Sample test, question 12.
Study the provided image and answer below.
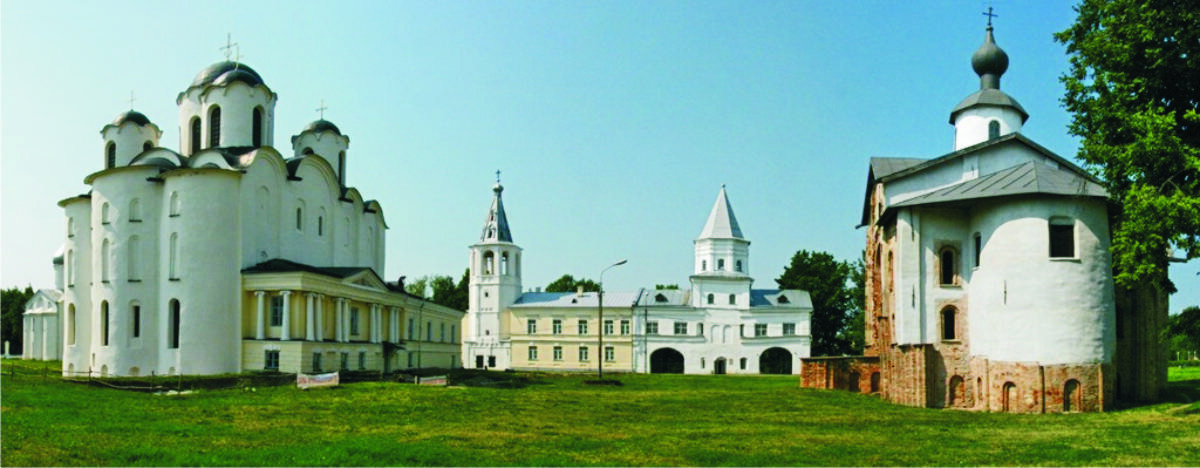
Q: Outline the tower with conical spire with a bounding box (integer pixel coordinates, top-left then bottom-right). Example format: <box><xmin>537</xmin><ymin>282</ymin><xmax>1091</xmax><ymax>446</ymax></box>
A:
<box><xmin>463</xmin><ymin>172</ymin><xmax>521</xmax><ymax>369</ymax></box>
<box><xmin>949</xmin><ymin>22</ymin><xmax>1028</xmax><ymax>150</ymax></box>
<box><xmin>690</xmin><ymin>185</ymin><xmax>752</xmax><ymax>309</ymax></box>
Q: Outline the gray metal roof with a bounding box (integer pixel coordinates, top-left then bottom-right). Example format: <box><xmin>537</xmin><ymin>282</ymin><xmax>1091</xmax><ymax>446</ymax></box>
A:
<box><xmin>949</xmin><ymin>88</ymin><xmax>1028</xmax><ymax>124</ymax></box>
<box><xmin>892</xmin><ymin>160</ymin><xmax>1107</xmax><ymax>209</ymax></box>
<box><xmin>191</xmin><ymin>61</ymin><xmax>265</xmax><ymax>89</ymax></box>
<box><xmin>698</xmin><ymin>186</ymin><xmax>744</xmax><ymax>239</ymax></box>
<box><xmin>750</xmin><ymin>289</ymin><xmax>812</xmax><ymax>308</ymax></box>
<box><xmin>512</xmin><ymin>290</ymin><xmax>643</xmax><ymax>308</ymax></box>
<box><xmin>479</xmin><ymin>183</ymin><xmax>513</xmax><ymax>243</ymax></box>
<box><xmin>637</xmin><ymin>289</ymin><xmax>690</xmax><ymax>306</ymax></box>
<box><xmin>870</xmin><ymin>158</ymin><xmax>927</xmax><ymax>180</ymax></box>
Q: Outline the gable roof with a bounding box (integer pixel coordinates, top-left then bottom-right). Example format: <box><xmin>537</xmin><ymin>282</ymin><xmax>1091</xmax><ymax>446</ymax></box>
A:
<box><xmin>241</xmin><ymin>258</ymin><xmax>394</xmax><ymax>291</ymax></box>
<box><xmin>890</xmin><ymin>160</ymin><xmax>1106</xmax><ymax>211</ymax></box>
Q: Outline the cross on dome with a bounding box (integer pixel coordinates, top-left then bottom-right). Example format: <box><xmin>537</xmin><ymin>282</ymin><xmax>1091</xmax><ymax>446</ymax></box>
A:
<box><xmin>220</xmin><ymin>33</ymin><xmax>239</xmax><ymax>60</ymax></box>
<box><xmin>316</xmin><ymin>99</ymin><xmax>328</xmax><ymax>119</ymax></box>
<box><xmin>983</xmin><ymin>6</ymin><xmax>998</xmax><ymax>27</ymax></box>
<box><xmin>128</xmin><ymin>91</ymin><xmax>135</xmax><ymax>110</ymax></box>
<box><xmin>496</xmin><ymin>169</ymin><xmax>501</xmax><ymax>184</ymax></box>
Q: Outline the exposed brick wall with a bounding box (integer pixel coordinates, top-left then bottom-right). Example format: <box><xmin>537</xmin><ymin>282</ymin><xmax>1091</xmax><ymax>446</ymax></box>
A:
<box><xmin>799</xmin><ymin>356</ymin><xmax>881</xmax><ymax>394</ymax></box>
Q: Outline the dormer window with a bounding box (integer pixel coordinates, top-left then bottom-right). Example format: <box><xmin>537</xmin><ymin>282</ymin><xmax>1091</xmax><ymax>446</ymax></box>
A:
<box><xmin>655</xmin><ymin>293</ymin><xmax>668</xmax><ymax>303</ymax></box>
<box><xmin>777</xmin><ymin>295</ymin><xmax>789</xmax><ymax>304</ymax></box>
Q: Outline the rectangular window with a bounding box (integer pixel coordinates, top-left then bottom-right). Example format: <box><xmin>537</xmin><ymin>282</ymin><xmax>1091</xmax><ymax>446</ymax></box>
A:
<box><xmin>674</xmin><ymin>321</ymin><xmax>687</xmax><ymax>335</ymax></box>
<box><xmin>265</xmin><ymin>350</ymin><xmax>280</xmax><ymax>370</ymax></box>
<box><xmin>358</xmin><ymin>351</ymin><xmax>366</xmax><ymax>370</ymax></box>
<box><xmin>755</xmin><ymin>324</ymin><xmax>768</xmax><ymax>337</ymax></box>
<box><xmin>312</xmin><ymin>352</ymin><xmax>322</xmax><ymax>372</ymax></box>
<box><xmin>577</xmin><ymin>320</ymin><xmax>588</xmax><ymax>335</ymax></box>
<box><xmin>488</xmin><ymin>356</ymin><xmax>496</xmax><ymax>367</ymax></box>
<box><xmin>740</xmin><ymin>357</ymin><xmax>747</xmax><ymax>370</ymax></box>
<box><xmin>604</xmin><ymin>346</ymin><xmax>614</xmax><ymax>362</ymax></box>
<box><xmin>698</xmin><ymin>323</ymin><xmax>704</xmax><ymax>336</ymax></box>
<box><xmin>528</xmin><ymin>346</ymin><xmax>538</xmax><ymax>361</ymax></box>
<box><xmin>1049</xmin><ymin>220</ymin><xmax>1075</xmax><ymax>258</ymax></box>
<box><xmin>426</xmin><ymin>321</ymin><xmax>432</xmax><ymax>340</ymax></box>
<box><xmin>450</xmin><ymin>325</ymin><xmax>456</xmax><ymax>342</ymax></box>
<box><xmin>350</xmin><ymin>307</ymin><xmax>360</xmax><ymax>335</ymax></box>
<box><xmin>270</xmin><ymin>296</ymin><xmax>283</xmax><ymax>327</ymax></box>
<box><xmin>973</xmin><ymin>233</ymin><xmax>982</xmax><ymax>267</ymax></box>
<box><xmin>527</xmin><ymin>319</ymin><xmax>537</xmax><ymax>334</ymax></box>
<box><xmin>552</xmin><ymin>319</ymin><xmax>562</xmax><ymax>335</ymax></box>
<box><xmin>646</xmin><ymin>322</ymin><xmax>658</xmax><ymax>335</ymax></box>
<box><xmin>408</xmin><ymin>352</ymin><xmax>414</xmax><ymax>368</ymax></box>
<box><xmin>132</xmin><ymin>305</ymin><xmax>141</xmax><ymax>338</ymax></box>
<box><xmin>579</xmin><ymin>346</ymin><xmax>589</xmax><ymax>361</ymax></box>
<box><xmin>601</xmin><ymin>320</ymin><xmax>612</xmax><ymax>336</ymax></box>
<box><xmin>408</xmin><ymin>318</ymin><xmax>415</xmax><ymax>340</ymax></box>
<box><xmin>620</xmin><ymin>320</ymin><xmax>630</xmax><ymax>335</ymax></box>
<box><xmin>553</xmin><ymin>346</ymin><xmax>563</xmax><ymax>361</ymax></box>
<box><xmin>783</xmin><ymin>323</ymin><xmax>796</xmax><ymax>336</ymax></box>
<box><xmin>340</xmin><ymin>352</ymin><xmax>349</xmax><ymax>370</ymax></box>
<box><xmin>441</xmin><ymin>323</ymin><xmax>446</xmax><ymax>342</ymax></box>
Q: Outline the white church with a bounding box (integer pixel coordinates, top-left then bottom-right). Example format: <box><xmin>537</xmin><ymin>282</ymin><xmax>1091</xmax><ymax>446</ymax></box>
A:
<box><xmin>461</xmin><ymin>182</ymin><xmax>813</xmax><ymax>374</ymax></box>
<box><xmin>35</xmin><ymin>59</ymin><xmax>463</xmax><ymax>377</ymax></box>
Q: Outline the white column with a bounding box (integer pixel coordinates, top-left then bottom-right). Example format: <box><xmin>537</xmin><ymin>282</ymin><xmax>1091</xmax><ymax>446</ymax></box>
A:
<box><xmin>390</xmin><ymin>308</ymin><xmax>399</xmax><ymax>343</ymax></box>
<box><xmin>336</xmin><ymin>299</ymin><xmax>346</xmax><ymax>342</ymax></box>
<box><xmin>305</xmin><ymin>294</ymin><xmax>316</xmax><ymax>341</ymax></box>
<box><xmin>280</xmin><ymin>291</ymin><xmax>291</xmax><ymax>341</ymax></box>
<box><xmin>315</xmin><ymin>295</ymin><xmax>324</xmax><ymax>342</ymax></box>
<box><xmin>255</xmin><ymin>291</ymin><xmax>266</xmax><ymax>340</ymax></box>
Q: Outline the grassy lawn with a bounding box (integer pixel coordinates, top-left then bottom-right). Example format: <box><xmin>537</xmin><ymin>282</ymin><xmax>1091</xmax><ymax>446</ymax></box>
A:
<box><xmin>2</xmin><ymin>360</ymin><xmax>1198</xmax><ymax>466</ymax></box>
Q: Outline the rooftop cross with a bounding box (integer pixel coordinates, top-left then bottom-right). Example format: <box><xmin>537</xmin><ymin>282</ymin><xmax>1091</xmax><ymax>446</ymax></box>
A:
<box><xmin>316</xmin><ymin>99</ymin><xmax>328</xmax><ymax>119</ymax></box>
<box><xmin>495</xmin><ymin>169</ymin><xmax>501</xmax><ymax>184</ymax></box>
<box><xmin>128</xmin><ymin>91</ymin><xmax>135</xmax><ymax>110</ymax></box>
<box><xmin>233</xmin><ymin>45</ymin><xmax>244</xmax><ymax>69</ymax></box>
<box><xmin>220</xmin><ymin>33</ymin><xmax>239</xmax><ymax>60</ymax></box>
<box><xmin>983</xmin><ymin>6</ymin><xmax>998</xmax><ymax>27</ymax></box>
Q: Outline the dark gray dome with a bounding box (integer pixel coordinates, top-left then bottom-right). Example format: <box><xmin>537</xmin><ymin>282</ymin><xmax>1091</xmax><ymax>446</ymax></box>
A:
<box><xmin>112</xmin><ymin>110</ymin><xmax>151</xmax><ymax>126</ymax></box>
<box><xmin>191</xmin><ymin>61</ymin><xmax>265</xmax><ymax>88</ymax></box>
<box><xmin>304</xmin><ymin>119</ymin><xmax>342</xmax><ymax>135</ymax></box>
<box><xmin>971</xmin><ymin>27</ymin><xmax>1009</xmax><ymax>89</ymax></box>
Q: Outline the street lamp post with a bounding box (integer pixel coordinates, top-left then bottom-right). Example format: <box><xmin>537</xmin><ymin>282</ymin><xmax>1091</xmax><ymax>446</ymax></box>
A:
<box><xmin>598</xmin><ymin>259</ymin><xmax>627</xmax><ymax>381</ymax></box>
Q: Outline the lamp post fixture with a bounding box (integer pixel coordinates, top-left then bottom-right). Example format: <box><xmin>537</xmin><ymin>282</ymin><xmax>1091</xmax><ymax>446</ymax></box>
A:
<box><xmin>598</xmin><ymin>259</ymin><xmax>627</xmax><ymax>381</ymax></box>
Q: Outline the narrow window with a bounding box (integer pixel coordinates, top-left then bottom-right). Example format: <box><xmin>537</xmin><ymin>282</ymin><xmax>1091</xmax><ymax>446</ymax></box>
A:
<box><xmin>939</xmin><ymin>249</ymin><xmax>956</xmax><ymax>285</ymax></box>
<box><xmin>129</xmin><ymin>199</ymin><xmax>141</xmax><ymax>222</ymax></box>
<box><xmin>579</xmin><ymin>346</ymin><xmax>589</xmax><ymax>361</ymax></box>
<box><xmin>100</xmin><ymin>239</ymin><xmax>111</xmax><ymax>282</ymax></box>
<box><xmin>68</xmin><ymin>217</ymin><xmax>75</xmax><ymax>238</ymax></box>
<box><xmin>100</xmin><ymin>301</ymin><xmax>110</xmax><ymax>346</ymax></box>
<box><xmin>604</xmin><ymin>320</ymin><xmax>613</xmax><ymax>335</ymax></box>
<box><xmin>706</xmin><ymin>293</ymin><xmax>714</xmax><ymax>305</ymax></box>
<box><xmin>1049</xmin><ymin>218</ymin><xmax>1075</xmax><ymax>258</ymax></box>
<box><xmin>973</xmin><ymin>233</ymin><xmax>982</xmax><ymax>267</ymax></box>
<box><xmin>426</xmin><ymin>321</ymin><xmax>432</xmax><ymax>340</ymax></box>
<box><xmin>252</xmin><ymin>107</ymin><xmax>264</xmax><ymax>147</ymax></box>
<box><xmin>338</xmin><ymin>151</ymin><xmax>346</xmax><ymax>185</ymax></box>
<box><xmin>169</xmin><ymin>192</ymin><xmax>180</xmax><ymax>216</ymax></box>
<box><xmin>487</xmin><ymin>355</ymin><xmax>496</xmax><ymax>368</ymax></box>
<box><xmin>127</xmin><ymin>236</ymin><xmax>139</xmax><ymax>281</ymax></box>
<box><xmin>577</xmin><ymin>319</ymin><xmax>588</xmax><ymax>335</ymax></box>
<box><xmin>604</xmin><ymin>346</ymin><xmax>614</xmax><ymax>362</ymax></box>
<box><xmin>105</xmin><ymin>142</ymin><xmax>116</xmax><ymax>168</ymax></box>
<box><xmin>67</xmin><ymin>304</ymin><xmax>76</xmax><ymax>345</ymax></box>
<box><xmin>717</xmin><ymin>259</ymin><xmax>725</xmax><ymax>270</ymax></box>
<box><xmin>528</xmin><ymin>346</ymin><xmax>538</xmax><ymax>360</ymax></box>
<box><xmin>169</xmin><ymin>299</ymin><xmax>181</xmax><ymax>349</ymax></box>
<box><xmin>440</xmin><ymin>323</ymin><xmax>446</xmax><ymax>342</ymax></box>
<box><xmin>101</xmin><ymin>203</ymin><xmax>110</xmax><ymax>224</ymax></box>
<box><xmin>169</xmin><ymin>233</ymin><xmax>179</xmax><ymax>280</ymax></box>
<box><xmin>450</xmin><ymin>325</ymin><xmax>456</xmax><ymax>342</ymax></box>
<box><xmin>553</xmin><ymin>346</ymin><xmax>563</xmax><ymax>361</ymax></box>
<box><xmin>620</xmin><ymin>320</ymin><xmax>630</xmax><ymax>335</ymax></box>
<box><xmin>739</xmin><ymin>357</ymin><xmax>747</xmax><ymax>370</ymax></box>
<box><xmin>270</xmin><ymin>296</ymin><xmax>283</xmax><ymax>326</ymax></box>
<box><xmin>735</xmin><ymin>260</ymin><xmax>743</xmax><ymax>272</ymax></box>
<box><xmin>527</xmin><ymin>319</ymin><xmax>537</xmax><ymax>334</ymax></box>
<box><xmin>208</xmin><ymin>106</ymin><xmax>221</xmax><ymax>147</ymax></box>
<box><xmin>131</xmin><ymin>304</ymin><xmax>141</xmax><ymax>338</ymax></box>
<box><xmin>190</xmin><ymin>117</ymin><xmax>201</xmax><ymax>154</ymax></box>
<box><xmin>67</xmin><ymin>250</ymin><xmax>75</xmax><ymax>286</ymax></box>
<box><xmin>318</xmin><ymin>216</ymin><xmax>324</xmax><ymax>236</ymax></box>
<box><xmin>350</xmin><ymin>307</ymin><xmax>360</xmax><ymax>335</ymax></box>
<box><xmin>312</xmin><ymin>352</ymin><xmax>322</xmax><ymax>372</ymax></box>
<box><xmin>408</xmin><ymin>318</ymin><xmax>415</xmax><ymax>339</ymax></box>
<box><xmin>701</xmin><ymin>260</ymin><xmax>707</xmax><ymax>271</ymax></box>
<box><xmin>941</xmin><ymin>307</ymin><xmax>957</xmax><ymax>341</ymax></box>
<box><xmin>988</xmin><ymin>120</ymin><xmax>1000</xmax><ymax>139</ymax></box>
<box><xmin>1064</xmin><ymin>379</ymin><xmax>1082</xmax><ymax>412</ymax></box>
<box><xmin>728</xmin><ymin>294</ymin><xmax>736</xmax><ymax>305</ymax></box>
<box><xmin>296</xmin><ymin>207</ymin><xmax>303</xmax><ymax>231</ymax></box>
<box><xmin>358</xmin><ymin>351</ymin><xmax>366</xmax><ymax>370</ymax></box>
<box><xmin>552</xmin><ymin>319</ymin><xmax>562</xmax><ymax>335</ymax></box>
<box><xmin>341</xmin><ymin>352</ymin><xmax>349</xmax><ymax>370</ymax></box>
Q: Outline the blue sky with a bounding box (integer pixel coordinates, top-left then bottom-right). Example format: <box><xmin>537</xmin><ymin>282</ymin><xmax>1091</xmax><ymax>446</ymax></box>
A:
<box><xmin>2</xmin><ymin>1</ymin><xmax>1196</xmax><ymax>313</ymax></box>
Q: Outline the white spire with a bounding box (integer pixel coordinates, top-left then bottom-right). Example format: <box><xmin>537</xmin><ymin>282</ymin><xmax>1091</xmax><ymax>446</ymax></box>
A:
<box><xmin>698</xmin><ymin>185</ymin><xmax>743</xmax><ymax>239</ymax></box>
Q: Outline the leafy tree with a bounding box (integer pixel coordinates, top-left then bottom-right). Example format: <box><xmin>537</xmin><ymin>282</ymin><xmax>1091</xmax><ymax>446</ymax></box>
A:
<box><xmin>545</xmin><ymin>274</ymin><xmax>600</xmax><ymax>293</ymax></box>
<box><xmin>655</xmin><ymin>284</ymin><xmax>680</xmax><ymax>290</ymax></box>
<box><xmin>430</xmin><ymin>270</ymin><xmax>469</xmax><ymax>312</ymax></box>
<box><xmin>1</xmin><ymin>286</ymin><xmax>34</xmax><ymax>355</ymax></box>
<box><xmin>776</xmin><ymin>250</ymin><xmax>856</xmax><ymax>356</ymax></box>
<box><xmin>839</xmin><ymin>257</ymin><xmax>866</xmax><ymax>355</ymax></box>
<box><xmin>405</xmin><ymin>276</ymin><xmax>430</xmax><ymax>299</ymax></box>
<box><xmin>1055</xmin><ymin>0</ymin><xmax>1200</xmax><ymax>291</ymax></box>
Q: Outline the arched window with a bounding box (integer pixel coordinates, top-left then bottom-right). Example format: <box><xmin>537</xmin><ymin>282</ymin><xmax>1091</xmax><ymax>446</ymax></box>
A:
<box><xmin>127</xmin><ymin>236</ymin><xmax>140</xmax><ymax>281</ymax></box>
<box><xmin>701</xmin><ymin>260</ymin><xmax>707</xmax><ymax>271</ymax></box>
<box><xmin>169</xmin><ymin>233</ymin><xmax>179</xmax><ymax>280</ymax></box>
<box><xmin>717</xmin><ymin>259</ymin><xmax>725</xmax><ymax>270</ymax></box>
<box><xmin>1064</xmin><ymin>379</ymin><xmax>1082</xmax><ymax>412</ymax></box>
<box><xmin>706</xmin><ymin>293</ymin><xmax>714</xmax><ymax>305</ymax></box>
<box><xmin>143</xmin><ymin>141</ymin><xmax>152</xmax><ymax>152</ymax></box>
<box><xmin>208</xmin><ymin>106</ymin><xmax>221</xmax><ymax>147</ymax></box>
<box><xmin>948</xmin><ymin>375</ymin><xmax>964</xmax><ymax>407</ymax></box>
<box><xmin>501</xmin><ymin>253</ymin><xmax>509</xmax><ymax>275</ymax></box>
<box><xmin>252</xmin><ymin>107</ymin><xmax>263</xmax><ymax>146</ymax></box>
<box><xmin>941</xmin><ymin>306</ymin><xmax>957</xmax><ymax>341</ymax></box>
<box><xmin>973</xmin><ymin>233</ymin><xmax>982</xmax><ymax>267</ymax></box>
<box><xmin>735</xmin><ymin>260</ymin><xmax>742</xmax><ymax>272</ymax></box>
<box><xmin>169</xmin><ymin>192</ymin><xmax>180</xmax><ymax>216</ymax></box>
<box><xmin>728</xmin><ymin>294</ymin><xmax>736</xmax><ymax>305</ymax></box>
<box><xmin>482</xmin><ymin>251</ymin><xmax>495</xmax><ymax>275</ymax></box>
<box><xmin>190</xmin><ymin>117</ymin><xmax>201</xmax><ymax>154</ymax></box>
<box><xmin>101</xmin><ymin>203</ymin><xmax>110</xmax><ymax>224</ymax></box>
<box><xmin>168</xmin><ymin>299</ymin><xmax>181</xmax><ymax>349</ymax></box>
<box><xmin>100</xmin><ymin>301</ymin><xmax>110</xmax><ymax>346</ymax></box>
<box><xmin>939</xmin><ymin>249</ymin><xmax>956</xmax><ymax>285</ymax></box>
<box><xmin>318</xmin><ymin>216</ymin><xmax>324</xmax><ymax>236</ymax></box>
<box><xmin>67</xmin><ymin>303</ymin><xmax>76</xmax><ymax>345</ymax></box>
<box><xmin>295</xmin><ymin>207</ymin><xmax>303</xmax><ymax>231</ymax></box>
<box><xmin>128</xmin><ymin>199</ymin><xmax>141</xmax><ymax>222</ymax></box>
<box><xmin>105</xmin><ymin>142</ymin><xmax>116</xmax><ymax>168</ymax></box>
<box><xmin>338</xmin><ymin>151</ymin><xmax>346</xmax><ymax>185</ymax></box>
<box><xmin>66</xmin><ymin>249</ymin><xmax>75</xmax><ymax>286</ymax></box>
<box><xmin>100</xmin><ymin>239</ymin><xmax>110</xmax><ymax>282</ymax></box>
<box><xmin>988</xmin><ymin>120</ymin><xmax>1000</xmax><ymax>139</ymax></box>
<box><xmin>302</xmin><ymin>147</ymin><xmax>315</xmax><ymax>155</ymax></box>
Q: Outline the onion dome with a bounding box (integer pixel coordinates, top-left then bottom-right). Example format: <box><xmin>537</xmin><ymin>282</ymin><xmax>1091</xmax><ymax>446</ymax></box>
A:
<box><xmin>111</xmin><ymin>110</ymin><xmax>151</xmax><ymax>126</ymax></box>
<box><xmin>191</xmin><ymin>61</ymin><xmax>265</xmax><ymax>88</ymax></box>
<box><xmin>971</xmin><ymin>26</ymin><xmax>1009</xmax><ymax>90</ymax></box>
<box><xmin>304</xmin><ymin>119</ymin><xmax>342</xmax><ymax>136</ymax></box>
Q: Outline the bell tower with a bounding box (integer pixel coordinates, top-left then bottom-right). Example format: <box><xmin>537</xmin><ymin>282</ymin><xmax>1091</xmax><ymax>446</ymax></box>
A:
<box><xmin>690</xmin><ymin>185</ymin><xmax>753</xmax><ymax>309</ymax></box>
<box><xmin>463</xmin><ymin>172</ymin><xmax>521</xmax><ymax>369</ymax></box>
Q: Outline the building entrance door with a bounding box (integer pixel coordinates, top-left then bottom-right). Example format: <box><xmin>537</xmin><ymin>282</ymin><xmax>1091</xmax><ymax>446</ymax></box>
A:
<box><xmin>714</xmin><ymin>358</ymin><xmax>727</xmax><ymax>375</ymax></box>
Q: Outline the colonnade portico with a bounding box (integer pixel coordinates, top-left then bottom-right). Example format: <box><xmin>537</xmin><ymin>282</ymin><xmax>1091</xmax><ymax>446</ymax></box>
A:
<box><xmin>250</xmin><ymin>289</ymin><xmax>404</xmax><ymax>345</ymax></box>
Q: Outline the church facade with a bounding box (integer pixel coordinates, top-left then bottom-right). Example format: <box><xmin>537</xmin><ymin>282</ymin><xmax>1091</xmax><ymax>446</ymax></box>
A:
<box><xmin>52</xmin><ymin>60</ymin><xmax>462</xmax><ymax>377</ymax></box>
<box><xmin>800</xmin><ymin>24</ymin><xmax>1166</xmax><ymax>412</ymax></box>
<box><xmin>462</xmin><ymin>184</ymin><xmax>813</xmax><ymax>374</ymax></box>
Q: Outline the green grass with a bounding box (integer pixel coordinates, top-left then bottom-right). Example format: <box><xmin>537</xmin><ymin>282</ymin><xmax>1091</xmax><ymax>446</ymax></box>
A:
<box><xmin>2</xmin><ymin>360</ymin><xmax>1199</xmax><ymax>466</ymax></box>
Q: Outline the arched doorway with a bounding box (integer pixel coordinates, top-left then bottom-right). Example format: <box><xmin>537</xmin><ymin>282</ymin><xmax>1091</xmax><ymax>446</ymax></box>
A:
<box><xmin>1064</xmin><ymin>379</ymin><xmax>1081</xmax><ymax>412</ymax></box>
<box><xmin>713</xmin><ymin>357</ymin><xmax>727</xmax><ymax>375</ymax></box>
<box><xmin>1002</xmin><ymin>382</ymin><xmax>1017</xmax><ymax>412</ymax></box>
<box><xmin>759</xmin><ymin>347</ymin><xmax>793</xmax><ymax>374</ymax></box>
<box><xmin>650</xmin><ymin>348</ymin><xmax>684</xmax><ymax>374</ymax></box>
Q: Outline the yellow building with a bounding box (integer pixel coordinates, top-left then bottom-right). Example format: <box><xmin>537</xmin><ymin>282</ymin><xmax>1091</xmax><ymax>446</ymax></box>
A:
<box><xmin>507</xmin><ymin>290</ymin><xmax>639</xmax><ymax>372</ymax></box>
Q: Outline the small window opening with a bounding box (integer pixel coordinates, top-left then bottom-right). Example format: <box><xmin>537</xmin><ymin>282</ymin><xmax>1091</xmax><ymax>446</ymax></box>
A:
<box><xmin>1049</xmin><ymin>218</ymin><xmax>1075</xmax><ymax>258</ymax></box>
<box><xmin>252</xmin><ymin>107</ymin><xmax>263</xmax><ymax>147</ymax></box>
<box><xmin>208</xmin><ymin>106</ymin><xmax>221</xmax><ymax>147</ymax></box>
<box><xmin>941</xmin><ymin>307</ymin><xmax>957</xmax><ymax>341</ymax></box>
<box><xmin>706</xmin><ymin>293</ymin><xmax>714</xmax><ymax>305</ymax></box>
<box><xmin>190</xmin><ymin>117</ymin><xmax>201</xmax><ymax>154</ymax></box>
<box><xmin>939</xmin><ymin>249</ymin><xmax>956</xmax><ymax>285</ymax></box>
<box><xmin>988</xmin><ymin>120</ymin><xmax>1000</xmax><ymax>139</ymax></box>
<box><xmin>105</xmin><ymin>142</ymin><xmax>116</xmax><ymax>168</ymax></box>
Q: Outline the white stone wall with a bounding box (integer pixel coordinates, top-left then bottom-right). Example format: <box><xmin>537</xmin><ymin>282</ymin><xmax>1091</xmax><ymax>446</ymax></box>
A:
<box><xmin>177</xmin><ymin>82</ymin><xmax>276</xmax><ymax>154</ymax></box>
<box><xmin>101</xmin><ymin>122</ymin><xmax>161</xmax><ymax>167</ymax></box>
<box><xmin>952</xmin><ymin>106</ymin><xmax>1024</xmax><ymax>150</ymax></box>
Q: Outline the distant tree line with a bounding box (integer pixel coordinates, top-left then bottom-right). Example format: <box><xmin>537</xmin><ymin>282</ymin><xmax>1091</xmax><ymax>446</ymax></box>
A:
<box><xmin>1</xmin><ymin>286</ymin><xmax>35</xmax><ymax>355</ymax></box>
